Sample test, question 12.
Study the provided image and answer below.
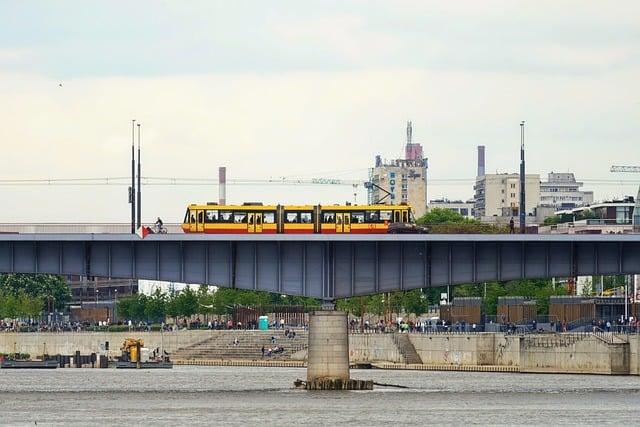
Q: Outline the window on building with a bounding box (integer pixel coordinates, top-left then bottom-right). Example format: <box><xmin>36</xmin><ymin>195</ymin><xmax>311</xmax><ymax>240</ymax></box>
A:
<box><xmin>616</xmin><ymin>207</ymin><xmax>630</xmax><ymax>224</ymax></box>
<box><xmin>390</xmin><ymin>172</ymin><xmax>396</xmax><ymax>178</ymax></box>
<box><xmin>460</xmin><ymin>208</ymin><xmax>468</xmax><ymax>216</ymax></box>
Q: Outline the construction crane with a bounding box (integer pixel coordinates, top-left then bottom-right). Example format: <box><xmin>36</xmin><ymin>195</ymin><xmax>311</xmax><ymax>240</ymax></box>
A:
<box><xmin>610</xmin><ymin>165</ymin><xmax>640</xmax><ymax>232</ymax></box>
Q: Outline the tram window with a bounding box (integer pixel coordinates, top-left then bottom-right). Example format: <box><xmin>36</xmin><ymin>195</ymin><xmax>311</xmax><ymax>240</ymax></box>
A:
<box><xmin>219</xmin><ymin>211</ymin><xmax>233</xmax><ymax>222</ymax></box>
<box><xmin>205</xmin><ymin>210</ymin><xmax>218</xmax><ymax>223</ymax></box>
<box><xmin>198</xmin><ymin>211</ymin><xmax>204</xmax><ymax>223</ymax></box>
<box><xmin>263</xmin><ymin>212</ymin><xmax>275</xmax><ymax>224</ymax></box>
<box><xmin>300</xmin><ymin>212</ymin><xmax>312</xmax><ymax>224</ymax></box>
<box><xmin>402</xmin><ymin>211</ymin><xmax>409</xmax><ymax>223</ymax></box>
<box><xmin>285</xmin><ymin>212</ymin><xmax>298</xmax><ymax>223</ymax></box>
<box><xmin>234</xmin><ymin>212</ymin><xmax>247</xmax><ymax>223</ymax></box>
<box><xmin>365</xmin><ymin>211</ymin><xmax>381</xmax><ymax>223</ymax></box>
<box><xmin>256</xmin><ymin>215</ymin><xmax>262</xmax><ymax>225</ymax></box>
<box><xmin>322</xmin><ymin>212</ymin><xmax>335</xmax><ymax>223</ymax></box>
<box><xmin>380</xmin><ymin>210</ymin><xmax>392</xmax><ymax>222</ymax></box>
<box><xmin>350</xmin><ymin>212</ymin><xmax>365</xmax><ymax>224</ymax></box>
<box><xmin>190</xmin><ymin>213</ymin><xmax>196</xmax><ymax>224</ymax></box>
<box><xmin>184</xmin><ymin>209</ymin><xmax>190</xmax><ymax>223</ymax></box>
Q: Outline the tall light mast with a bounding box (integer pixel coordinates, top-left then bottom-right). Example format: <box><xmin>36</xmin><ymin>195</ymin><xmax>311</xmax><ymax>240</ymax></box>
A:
<box><xmin>519</xmin><ymin>121</ymin><xmax>526</xmax><ymax>234</ymax></box>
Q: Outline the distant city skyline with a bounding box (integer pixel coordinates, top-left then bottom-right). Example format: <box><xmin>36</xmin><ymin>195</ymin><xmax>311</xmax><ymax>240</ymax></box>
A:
<box><xmin>1</xmin><ymin>1</ymin><xmax>638</xmax><ymax>222</ymax></box>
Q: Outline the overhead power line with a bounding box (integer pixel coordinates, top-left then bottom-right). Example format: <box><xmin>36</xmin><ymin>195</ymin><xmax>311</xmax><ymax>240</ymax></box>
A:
<box><xmin>0</xmin><ymin>176</ymin><xmax>638</xmax><ymax>187</ymax></box>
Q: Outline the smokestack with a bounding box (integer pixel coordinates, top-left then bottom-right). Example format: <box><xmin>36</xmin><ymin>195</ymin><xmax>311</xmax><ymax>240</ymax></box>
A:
<box><xmin>477</xmin><ymin>145</ymin><xmax>485</xmax><ymax>177</ymax></box>
<box><xmin>219</xmin><ymin>166</ymin><xmax>227</xmax><ymax>205</ymax></box>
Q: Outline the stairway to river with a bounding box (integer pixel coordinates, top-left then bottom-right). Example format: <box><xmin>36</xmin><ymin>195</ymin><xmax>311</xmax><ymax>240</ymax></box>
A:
<box><xmin>172</xmin><ymin>330</ymin><xmax>308</xmax><ymax>361</ymax></box>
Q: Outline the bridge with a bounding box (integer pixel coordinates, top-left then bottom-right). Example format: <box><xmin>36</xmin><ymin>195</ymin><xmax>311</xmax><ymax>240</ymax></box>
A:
<box><xmin>1</xmin><ymin>233</ymin><xmax>639</xmax><ymax>300</ymax></box>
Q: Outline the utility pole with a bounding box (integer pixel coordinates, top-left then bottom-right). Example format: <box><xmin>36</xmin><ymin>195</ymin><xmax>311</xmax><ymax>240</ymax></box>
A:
<box><xmin>130</xmin><ymin>119</ymin><xmax>136</xmax><ymax>234</ymax></box>
<box><xmin>519</xmin><ymin>121</ymin><xmax>526</xmax><ymax>234</ymax></box>
<box><xmin>136</xmin><ymin>123</ymin><xmax>142</xmax><ymax>229</ymax></box>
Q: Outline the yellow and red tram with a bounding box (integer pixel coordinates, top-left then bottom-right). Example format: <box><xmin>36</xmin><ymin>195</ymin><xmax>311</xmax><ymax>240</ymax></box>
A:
<box><xmin>181</xmin><ymin>203</ymin><xmax>412</xmax><ymax>234</ymax></box>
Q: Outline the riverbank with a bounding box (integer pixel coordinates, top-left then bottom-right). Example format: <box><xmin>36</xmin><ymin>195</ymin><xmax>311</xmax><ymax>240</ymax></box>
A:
<box><xmin>1</xmin><ymin>331</ymin><xmax>639</xmax><ymax>375</ymax></box>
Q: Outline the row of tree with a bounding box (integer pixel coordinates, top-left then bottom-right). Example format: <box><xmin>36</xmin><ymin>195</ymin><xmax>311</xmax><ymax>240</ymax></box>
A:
<box><xmin>117</xmin><ymin>286</ymin><xmax>320</xmax><ymax>323</ymax></box>
<box><xmin>0</xmin><ymin>274</ymin><xmax>71</xmax><ymax>319</ymax></box>
<box><xmin>0</xmin><ymin>290</ymin><xmax>44</xmax><ymax>320</ymax></box>
<box><xmin>415</xmin><ymin>208</ymin><xmax>508</xmax><ymax>233</ymax></box>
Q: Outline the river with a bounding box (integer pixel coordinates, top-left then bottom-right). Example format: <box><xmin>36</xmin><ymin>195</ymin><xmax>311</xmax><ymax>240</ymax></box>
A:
<box><xmin>0</xmin><ymin>366</ymin><xmax>639</xmax><ymax>426</ymax></box>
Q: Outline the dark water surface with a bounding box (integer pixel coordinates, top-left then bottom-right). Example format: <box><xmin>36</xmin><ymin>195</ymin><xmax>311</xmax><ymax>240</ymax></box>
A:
<box><xmin>1</xmin><ymin>366</ymin><xmax>639</xmax><ymax>426</ymax></box>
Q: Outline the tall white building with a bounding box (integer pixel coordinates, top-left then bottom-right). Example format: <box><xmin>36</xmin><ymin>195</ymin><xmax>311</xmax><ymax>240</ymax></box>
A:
<box><xmin>474</xmin><ymin>173</ymin><xmax>540</xmax><ymax>219</ymax></box>
<box><xmin>539</xmin><ymin>172</ymin><xmax>594</xmax><ymax>210</ymax></box>
<box><xmin>369</xmin><ymin>122</ymin><xmax>429</xmax><ymax>217</ymax></box>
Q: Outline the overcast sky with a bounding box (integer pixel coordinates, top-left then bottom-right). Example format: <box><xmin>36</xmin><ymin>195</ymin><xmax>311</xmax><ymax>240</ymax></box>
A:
<box><xmin>1</xmin><ymin>1</ymin><xmax>639</xmax><ymax>222</ymax></box>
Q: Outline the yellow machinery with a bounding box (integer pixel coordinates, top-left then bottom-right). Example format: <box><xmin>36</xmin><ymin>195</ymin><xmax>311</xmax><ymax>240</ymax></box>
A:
<box><xmin>121</xmin><ymin>338</ymin><xmax>144</xmax><ymax>362</ymax></box>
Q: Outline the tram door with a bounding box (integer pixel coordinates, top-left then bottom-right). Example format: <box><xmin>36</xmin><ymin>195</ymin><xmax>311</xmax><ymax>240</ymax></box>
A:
<box><xmin>335</xmin><ymin>213</ymin><xmax>351</xmax><ymax>233</ymax></box>
<box><xmin>248</xmin><ymin>213</ymin><xmax>262</xmax><ymax>233</ymax></box>
<box><xmin>189</xmin><ymin>210</ymin><xmax>197</xmax><ymax>232</ymax></box>
<box><xmin>248</xmin><ymin>213</ymin><xmax>255</xmax><ymax>233</ymax></box>
<box><xmin>255</xmin><ymin>213</ymin><xmax>263</xmax><ymax>233</ymax></box>
<box><xmin>402</xmin><ymin>210</ymin><xmax>409</xmax><ymax>223</ymax></box>
<box><xmin>196</xmin><ymin>210</ymin><xmax>205</xmax><ymax>232</ymax></box>
<box><xmin>393</xmin><ymin>210</ymin><xmax>401</xmax><ymax>223</ymax></box>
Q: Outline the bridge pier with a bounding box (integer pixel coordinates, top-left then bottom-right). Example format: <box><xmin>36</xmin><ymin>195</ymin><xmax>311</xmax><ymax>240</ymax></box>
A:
<box><xmin>305</xmin><ymin>310</ymin><xmax>372</xmax><ymax>390</ymax></box>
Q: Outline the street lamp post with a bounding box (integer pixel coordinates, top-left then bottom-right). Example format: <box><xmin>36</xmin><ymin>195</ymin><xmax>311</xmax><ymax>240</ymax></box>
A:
<box><xmin>114</xmin><ymin>289</ymin><xmax>118</xmax><ymax>323</ymax></box>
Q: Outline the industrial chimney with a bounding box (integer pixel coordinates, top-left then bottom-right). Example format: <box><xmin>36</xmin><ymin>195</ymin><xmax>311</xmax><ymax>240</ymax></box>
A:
<box><xmin>477</xmin><ymin>145</ymin><xmax>485</xmax><ymax>177</ymax></box>
<box><xmin>218</xmin><ymin>166</ymin><xmax>227</xmax><ymax>205</ymax></box>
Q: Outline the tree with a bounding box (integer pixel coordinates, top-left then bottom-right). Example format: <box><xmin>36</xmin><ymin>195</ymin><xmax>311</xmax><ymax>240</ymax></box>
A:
<box><xmin>0</xmin><ymin>274</ymin><xmax>71</xmax><ymax>309</ymax></box>
<box><xmin>416</xmin><ymin>208</ymin><xmax>507</xmax><ymax>234</ymax></box>
<box><xmin>543</xmin><ymin>215</ymin><xmax>561</xmax><ymax>225</ymax></box>
<box><xmin>416</xmin><ymin>208</ymin><xmax>466</xmax><ymax>224</ymax></box>
<box><xmin>174</xmin><ymin>286</ymin><xmax>198</xmax><ymax>321</ymax></box>
<box><xmin>144</xmin><ymin>289</ymin><xmax>167</xmax><ymax>322</ymax></box>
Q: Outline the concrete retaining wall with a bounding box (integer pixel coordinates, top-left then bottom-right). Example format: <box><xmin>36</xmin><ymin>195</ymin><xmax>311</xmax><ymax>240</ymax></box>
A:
<box><xmin>520</xmin><ymin>335</ymin><xmax>629</xmax><ymax>375</ymax></box>
<box><xmin>1</xmin><ymin>331</ymin><xmax>636</xmax><ymax>375</ymax></box>
<box><xmin>409</xmin><ymin>334</ymin><xmax>505</xmax><ymax>366</ymax></box>
<box><xmin>629</xmin><ymin>335</ymin><xmax>640</xmax><ymax>375</ymax></box>
<box><xmin>349</xmin><ymin>334</ymin><xmax>403</xmax><ymax>363</ymax></box>
<box><xmin>0</xmin><ymin>331</ymin><xmax>211</xmax><ymax>358</ymax></box>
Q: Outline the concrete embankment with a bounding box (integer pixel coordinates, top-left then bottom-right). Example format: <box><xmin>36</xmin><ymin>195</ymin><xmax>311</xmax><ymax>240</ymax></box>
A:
<box><xmin>0</xmin><ymin>331</ymin><xmax>210</xmax><ymax>359</ymax></box>
<box><xmin>1</xmin><ymin>331</ymin><xmax>638</xmax><ymax>375</ymax></box>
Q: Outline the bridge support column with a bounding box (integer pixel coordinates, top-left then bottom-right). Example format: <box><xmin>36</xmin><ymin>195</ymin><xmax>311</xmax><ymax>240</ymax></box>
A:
<box><xmin>305</xmin><ymin>310</ymin><xmax>372</xmax><ymax>390</ymax></box>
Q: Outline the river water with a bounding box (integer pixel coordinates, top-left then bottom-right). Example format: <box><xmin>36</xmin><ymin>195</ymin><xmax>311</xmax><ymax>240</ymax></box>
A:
<box><xmin>0</xmin><ymin>366</ymin><xmax>639</xmax><ymax>426</ymax></box>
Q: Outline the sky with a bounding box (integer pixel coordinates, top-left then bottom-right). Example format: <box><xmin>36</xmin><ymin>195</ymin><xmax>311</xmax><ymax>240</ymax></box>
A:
<box><xmin>0</xmin><ymin>0</ymin><xmax>639</xmax><ymax>222</ymax></box>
